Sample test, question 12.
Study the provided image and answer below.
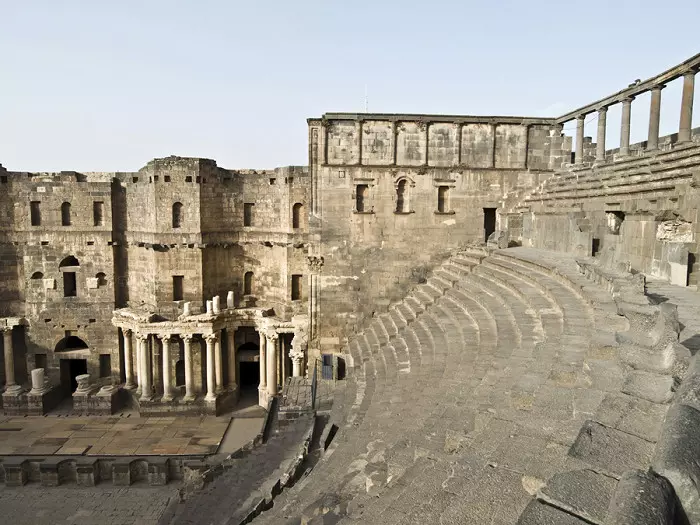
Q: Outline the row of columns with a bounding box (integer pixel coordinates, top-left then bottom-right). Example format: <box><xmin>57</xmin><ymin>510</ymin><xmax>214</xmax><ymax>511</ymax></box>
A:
<box><xmin>573</xmin><ymin>68</ymin><xmax>697</xmax><ymax>164</ymax></box>
<box><xmin>122</xmin><ymin>329</ymin><xmax>231</xmax><ymax>402</ymax></box>
<box><xmin>123</xmin><ymin>328</ymin><xmax>305</xmax><ymax>404</ymax></box>
<box><xmin>259</xmin><ymin>331</ymin><xmax>305</xmax><ymax>403</ymax></box>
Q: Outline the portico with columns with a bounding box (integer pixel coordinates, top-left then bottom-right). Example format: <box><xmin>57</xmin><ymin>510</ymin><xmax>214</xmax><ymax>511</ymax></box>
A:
<box><xmin>112</xmin><ymin>303</ymin><xmax>308</xmax><ymax>414</ymax></box>
<box><xmin>561</xmin><ymin>56</ymin><xmax>699</xmax><ymax>165</ymax></box>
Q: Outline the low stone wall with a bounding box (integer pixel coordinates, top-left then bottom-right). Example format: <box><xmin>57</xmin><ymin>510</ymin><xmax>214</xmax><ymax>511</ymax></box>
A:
<box><xmin>0</xmin><ymin>455</ymin><xmax>201</xmax><ymax>487</ymax></box>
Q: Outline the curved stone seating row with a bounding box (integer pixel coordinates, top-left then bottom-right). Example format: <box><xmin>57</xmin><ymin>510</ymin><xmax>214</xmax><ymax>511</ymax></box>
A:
<box><xmin>521</xmin><ymin>147</ymin><xmax>700</xmax><ymax>208</ymax></box>
<box><xmin>506</xmin><ymin>248</ymin><xmax>688</xmax><ymax>524</ymax></box>
<box><xmin>257</xmin><ymin>247</ymin><xmax>683</xmax><ymax>524</ymax></box>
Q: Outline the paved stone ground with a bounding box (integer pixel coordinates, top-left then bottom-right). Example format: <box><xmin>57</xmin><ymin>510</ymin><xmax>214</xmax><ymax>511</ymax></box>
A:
<box><xmin>0</xmin><ymin>485</ymin><xmax>177</xmax><ymax>525</ymax></box>
<box><xmin>252</xmin><ymin>247</ymin><xmax>676</xmax><ymax>524</ymax></box>
<box><xmin>0</xmin><ymin>415</ymin><xmax>231</xmax><ymax>455</ymax></box>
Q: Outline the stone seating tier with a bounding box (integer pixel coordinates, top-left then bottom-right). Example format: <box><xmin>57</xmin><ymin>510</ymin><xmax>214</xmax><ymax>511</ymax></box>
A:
<box><xmin>253</xmin><ymin>247</ymin><xmax>686</xmax><ymax>524</ymax></box>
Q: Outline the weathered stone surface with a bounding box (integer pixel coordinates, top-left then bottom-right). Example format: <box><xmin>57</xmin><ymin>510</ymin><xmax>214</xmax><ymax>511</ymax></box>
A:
<box><xmin>537</xmin><ymin>469</ymin><xmax>617</xmax><ymax>524</ymax></box>
<box><xmin>605</xmin><ymin>469</ymin><xmax>676</xmax><ymax>525</ymax></box>
<box><xmin>652</xmin><ymin>403</ymin><xmax>700</xmax><ymax>523</ymax></box>
<box><xmin>569</xmin><ymin>420</ymin><xmax>655</xmax><ymax>476</ymax></box>
<box><xmin>621</xmin><ymin>370</ymin><xmax>675</xmax><ymax>404</ymax></box>
<box><xmin>516</xmin><ymin>499</ymin><xmax>589</xmax><ymax>525</ymax></box>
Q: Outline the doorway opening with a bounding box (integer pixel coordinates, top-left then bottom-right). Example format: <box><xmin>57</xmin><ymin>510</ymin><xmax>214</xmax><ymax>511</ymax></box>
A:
<box><xmin>483</xmin><ymin>208</ymin><xmax>497</xmax><ymax>242</ymax></box>
<box><xmin>238</xmin><ymin>341</ymin><xmax>260</xmax><ymax>390</ymax></box>
<box><xmin>60</xmin><ymin>359</ymin><xmax>87</xmax><ymax>393</ymax></box>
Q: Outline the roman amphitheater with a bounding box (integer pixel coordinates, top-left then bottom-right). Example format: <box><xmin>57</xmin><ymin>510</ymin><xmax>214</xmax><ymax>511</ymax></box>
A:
<box><xmin>0</xmin><ymin>53</ymin><xmax>699</xmax><ymax>524</ymax></box>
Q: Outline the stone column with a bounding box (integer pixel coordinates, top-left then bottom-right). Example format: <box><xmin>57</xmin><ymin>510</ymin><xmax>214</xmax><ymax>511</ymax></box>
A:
<box><xmin>214</xmin><ymin>331</ymin><xmax>223</xmax><ymax>394</ymax></box>
<box><xmin>575</xmin><ymin>115</ymin><xmax>585</xmax><ymax>164</ymax></box>
<box><xmin>619</xmin><ymin>97</ymin><xmax>634</xmax><ymax>156</ymax></box>
<box><xmin>227</xmin><ymin>328</ymin><xmax>237</xmax><ymax>389</ymax></box>
<box><xmin>2</xmin><ymin>327</ymin><xmax>19</xmax><ymax>392</ymax></box>
<box><xmin>647</xmin><ymin>85</ymin><xmax>665</xmax><ymax>151</ymax></box>
<box><xmin>205</xmin><ymin>333</ymin><xmax>217</xmax><ymax>401</ymax></box>
<box><xmin>135</xmin><ymin>331</ymin><xmax>142</xmax><ymax>395</ymax></box>
<box><xmin>151</xmin><ymin>335</ymin><xmax>161</xmax><ymax>394</ymax></box>
<box><xmin>290</xmin><ymin>329</ymin><xmax>308</xmax><ymax>378</ymax></box>
<box><xmin>259</xmin><ymin>331</ymin><xmax>267</xmax><ymax>391</ymax></box>
<box><xmin>266</xmin><ymin>333</ymin><xmax>279</xmax><ymax>398</ymax></box>
<box><xmin>136</xmin><ymin>333</ymin><xmax>152</xmax><ymax>401</ymax></box>
<box><xmin>281</xmin><ymin>336</ymin><xmax>286</xmax><ymax>385</ymax></box>
<box><xmin>679</xmin><ymin>70</ymin><xmax>696</xmax><ymax>143</ymax></box>
<box><xmin>158</xmin><ymin>334</ymin><xmax>173</xmax><ymax>401</ymax></box>
<box><xmin>122</xmin><ymin>329</ymin><xmax>136</xmax><ymax>390</ymax></box>
<box><xmin>182</xmin><ymin>334</ymin><xmax>195</xmax><ymax>401</ymax></box>
<box><xmin>596</xmin><ymin>106</ymin><xmax>607</xmax><ymax>162</ymax></box>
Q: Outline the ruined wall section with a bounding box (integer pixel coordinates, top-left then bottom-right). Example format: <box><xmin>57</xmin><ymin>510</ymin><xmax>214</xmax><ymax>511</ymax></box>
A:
<box><xmin>121</xmin><ymin>157</ymin><xmax>207</xmax><ymax>317</ymax></box>
<box><xmin>0</xmin><ymin>170</ymin><xmax>118</xmax><ymax>385</ymax></box>
<box><xmin>519</xmin><ymin>129</ymin><xmax>700</xmax><ymax>286</ymax></box>
<box><xmin>200</xmin><ymin>166</ymin><xmax>310</xmax><ymax>320</ymax></box>
<box><xmin>310</xmin><ymin>114</ymin><xmax>558</xmax><ymax>354</ymax></box>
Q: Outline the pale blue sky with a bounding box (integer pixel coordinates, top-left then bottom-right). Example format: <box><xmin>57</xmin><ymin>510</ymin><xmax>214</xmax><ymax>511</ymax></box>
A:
<box><xmin>1</xmin><ymin>0</ymin><xmax>698</xmax><ymax>171</ymax></box>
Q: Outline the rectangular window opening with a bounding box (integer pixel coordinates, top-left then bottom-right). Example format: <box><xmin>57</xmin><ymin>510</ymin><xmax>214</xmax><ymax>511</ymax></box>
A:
<box><xmin>291</xmin><ymin>274</ymin><xmax>302</xmax><ymax>301</ymax></box>
<box><xmin>30</xmin><ymin>201</ymin><xmax>41</xmax><ymax>226</ymax></box>
<box><xmin>99</xmin><ymin>354</ymin><xmax>111</xmax><ymax>378</ymax></box>
<box><xmin>93</xmin><ymin>201</ymin><xmax>104</xmax><ymax>226</ymax></box>
<box><xmin>243</xmin><ymin>203</ymin><xmax>254</xmax><ymax>226</ymax></box>
<box><xmin>437</xmin><ymin>186</ymin><xmax>449</xmax><ymax>213</ymax></box>
<box><xmin>172</xmin><ymin>275</ymin><xmax>184</xmax><ymax>301</ymax></box>
<box><xmin>63</xmin><ymin>272</ymin><xmax>77</xmax><ymax>297</ymax></box>
<box><xmin>355</xmin><ymin>184</ymin><xmax>369</xmax><ymax>213</ymax></box>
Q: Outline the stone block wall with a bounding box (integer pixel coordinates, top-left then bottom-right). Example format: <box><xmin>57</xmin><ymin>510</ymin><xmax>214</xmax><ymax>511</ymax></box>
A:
<box><xmin>0</xmin><ymin>157</ymin><xmax>311</xmax><ymax>393</ymax></box>
<box><xmin>307</xmin><ymin>114</ymin><xmax>560</xmax><ymax>354</ymax></box>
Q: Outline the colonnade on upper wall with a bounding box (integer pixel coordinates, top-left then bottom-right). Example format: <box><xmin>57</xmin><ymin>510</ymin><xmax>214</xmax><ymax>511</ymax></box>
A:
<box><xmin>557</xmin><ymin>53</ymin><xmax>699</xmax><ymax>165</ymax></box>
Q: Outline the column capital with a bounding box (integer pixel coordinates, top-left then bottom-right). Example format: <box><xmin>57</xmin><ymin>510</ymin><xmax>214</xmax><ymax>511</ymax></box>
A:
<box><xmin>205</xmin><ymin>332</ymin><xmax>219</xmax><ymax>343</ymax></box>
<box><xmin>307</xmin><ymin>256</ymin><xmax>324</xmax><ymax>273</ymax></box>
<box><xmin>266</xmin><ymin>331</ymin><xmax>279</xmax><ymax>343</ymax></box>
<box><xmin>684</xmin><ymin>68</ymin><xmax>698</xmax><ymax>77</ymax></box>
<box><xmin>134</xmin><ymin>332</ymin><xmax>149</xmax><ymax>342</ymax></box>
<box><xmin>596</xmin><ymin>106</ymin><xmax>608</xmax><ymax>114</ymax></box>
<box><xmin>1</xmin><ymin>326</ymin><xmax>13</xmax><ymax>334</ymax></box>
<box><xmin>156</xmin><ymin>333</ymin><xmax>173</xmax><ymax>343</ymax></box>
<box><xmin>576</xmin><ymin>114</ymin><xmax>586</xmax><ymax>122</ymax></box>
<box><xmin>122</xmin><ymin>328</ymin><xmax>132</xmax><ymax>337</ymax></box>
<box><xmin>650</xmin><ymin>83</ymin><xmax>666</xmax><ymax>92</ymax></box>
<box><xmin>181</xmin><ymin>333</ymin><xmax>195</xmax><ymax>342</ymax></box>
<box><xmin>622</xmin><ymin>95</ymin><xmax>636</xmax><ymax>104</ymax></box>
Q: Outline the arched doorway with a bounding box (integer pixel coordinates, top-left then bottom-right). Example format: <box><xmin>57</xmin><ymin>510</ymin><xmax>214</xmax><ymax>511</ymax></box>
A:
<box><xmin>55</xmin><ymin>335</ymin><xmax>89</xmax><ymax>393</ymax></box>
<box><xmin>237</xmin><ymin>342</ymin><xmax>260</xmax><ymax>390</ymax></box>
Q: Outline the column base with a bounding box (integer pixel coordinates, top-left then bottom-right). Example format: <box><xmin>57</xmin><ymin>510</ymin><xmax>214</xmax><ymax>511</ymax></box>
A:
<box><xmin>124</xmin><ymin>381</ymin><xmax>137</xmax><ymax>391</ymax></box>
<box><xmin>4</xmin><ymin>385</ymin><xmax>22</xmax><ymax>395</ymax></box>
<box><xmin>204</xmin><ymin>393</ymin><xmax>217</xmax><ymax>402</ymax></box>
<box><xmin>183</xmin><ymin>394</ymin><xmax>196</xmax><ymax>402</ymax></box>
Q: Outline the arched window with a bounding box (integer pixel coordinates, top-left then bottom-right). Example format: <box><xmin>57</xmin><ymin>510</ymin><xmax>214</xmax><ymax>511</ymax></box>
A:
<box><xmin>61</xmin><ymin>202</ymin><xmax>71</xmax><ymax>226</ymax></box>
<box><xmin>59</xmin><ymin>256</ymin><xmax>79</xmax><ymax>297</ymax></box>
<box><xmin>95</xmin><ymin>272</ymin><xmax>107</xmax><ymax>287</ymax></box>
<box><xmin>244</xmin><ymin>271</ymin><xmax>254</xmax><ymax>296</ymax></box>
<box><xmin>396</xmin><ymin>180</ymin><xmax>407</xmax><ymax>213</ymax></box>
<box><xmin>172</xmin><ymin>202</ymin><xmax>183</xmax><ymax>229</ymax></box>
<box><xmin>292</xmin><ymin>203</ymin><xmax>303</xmax><ymax>229</ymax></box>
<box><xmin>30</xmin><ymin>271</ymin><xmax>44</xmax><ymax>280</ymax></box>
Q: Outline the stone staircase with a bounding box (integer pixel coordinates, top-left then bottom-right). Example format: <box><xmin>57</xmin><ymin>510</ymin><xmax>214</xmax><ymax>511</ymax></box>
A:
<box><xmin>252</xmin><ymin>247</ymin><xmax>684</xmax><ymax>525</ymax></box>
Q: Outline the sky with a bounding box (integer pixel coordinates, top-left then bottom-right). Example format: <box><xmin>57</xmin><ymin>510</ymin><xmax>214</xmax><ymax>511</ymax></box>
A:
<box><xmin>1</xmin><ymin>0</ymin><xmax>698</xmax><ymax>172</ymax></box>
